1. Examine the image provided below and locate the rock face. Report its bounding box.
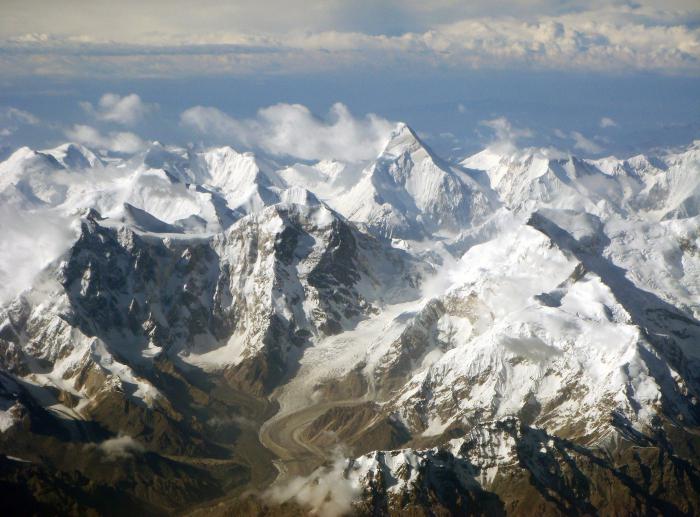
[1,134,700,515]
[1,201,425,400]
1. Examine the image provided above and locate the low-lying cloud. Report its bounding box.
[266,453,361,517]
[181,102,394,162]
[96,435,145,459]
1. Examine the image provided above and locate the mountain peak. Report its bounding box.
[44,142,103,169]
[381,122,425,158]
[0,146,63,174]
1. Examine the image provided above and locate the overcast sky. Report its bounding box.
[1,0,699,159]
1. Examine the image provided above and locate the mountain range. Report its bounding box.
[1,124,699,516]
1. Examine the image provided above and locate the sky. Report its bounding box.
[1,0,699,160]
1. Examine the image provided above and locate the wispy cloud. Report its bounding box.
[0,107,40,139]
[2,1,698,41]
[570,131,603,154]
[480,117,533,153]
[0,107,39,126]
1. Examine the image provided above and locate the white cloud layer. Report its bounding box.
[80,93,155,126]
[181,102,394,162]
[2,0,698,41]
[1,3,698,77]
[64,124,145,153]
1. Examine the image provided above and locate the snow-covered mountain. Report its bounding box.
[1,128,699,515]
[326,123,498,239]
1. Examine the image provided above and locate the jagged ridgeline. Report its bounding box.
[1,128,700,515]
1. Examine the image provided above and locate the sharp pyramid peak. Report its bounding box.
[381,122,437,161]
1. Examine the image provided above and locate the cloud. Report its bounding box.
[570,131,603,153]
[1,4,698,77]
[181,102,394,162]
[2,1,698,43]
[180,105,242,137]
[555,128,606,155]
[0,107,39,126]
[0,205,77,304]
[96,435,145,459]
[600,116,618,128]
[0,107,40,138]
[266,452,360,517]
[64,124,145,153]
[80,93,155,126]
[480,117,533,153]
